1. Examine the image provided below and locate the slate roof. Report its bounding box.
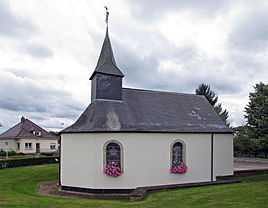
[62,88,233,133]
[89,27,124,80]
[0,117,58,139]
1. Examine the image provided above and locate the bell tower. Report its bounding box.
[90,7,124,102]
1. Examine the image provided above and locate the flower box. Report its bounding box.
[170,161,187,174]
[104,162,121,177]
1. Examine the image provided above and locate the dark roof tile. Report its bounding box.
[62,88,233,133]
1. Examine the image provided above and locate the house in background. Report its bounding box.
[59,25,234,194]
[0,117,58,154]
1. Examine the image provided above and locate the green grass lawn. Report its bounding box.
[0,164,268,208]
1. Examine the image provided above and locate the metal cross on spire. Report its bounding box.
[104,6,109,26]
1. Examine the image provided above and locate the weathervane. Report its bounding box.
[104,6,109,26]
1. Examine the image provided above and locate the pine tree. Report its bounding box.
[245,82,268,139]
[195,83,230,127]
[195,83,218,106]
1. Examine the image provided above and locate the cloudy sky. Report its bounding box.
[0,0,268,133]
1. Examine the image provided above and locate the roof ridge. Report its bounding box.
[24,119,45,131]
[122,87,201,96]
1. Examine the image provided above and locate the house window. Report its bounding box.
[25,143,32,150]
[17,143,20,150]
[171,140,186,163]
[33,131,41,136]
[50,143,56,149]
[103,140,123,172]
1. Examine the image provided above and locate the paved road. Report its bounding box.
[234,157,268,171]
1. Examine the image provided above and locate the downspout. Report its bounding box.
[59,134,61,186]
[211,133,214,182]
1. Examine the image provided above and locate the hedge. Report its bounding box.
[0,156,59,169]
[0,150,16,157]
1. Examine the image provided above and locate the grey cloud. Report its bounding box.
[29,115,47,121]
[127,0,235,22]
[6,69,68,83]
[5,69,36,79]
[21,43,54,59]
[229,9,268,52]
[0,0,36,38]
[0,73,85,121]
[113,34,241,95]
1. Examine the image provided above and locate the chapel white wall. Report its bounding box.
[60,132,234,189]
[213,134,233,177]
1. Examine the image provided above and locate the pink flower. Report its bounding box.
[170,161,187,174]
[104,162,122,177]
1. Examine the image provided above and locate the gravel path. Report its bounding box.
[234,157,268,171]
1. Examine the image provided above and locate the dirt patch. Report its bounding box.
[37,181,130,200]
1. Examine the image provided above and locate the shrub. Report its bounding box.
[41,152,53,156]
[0,150,16,157]
[0,156,59,169]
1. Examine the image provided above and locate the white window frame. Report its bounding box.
[25,143,33,150]
[33,131,41,136]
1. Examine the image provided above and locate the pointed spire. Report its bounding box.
[89,8,124,80]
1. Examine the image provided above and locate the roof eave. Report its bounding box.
[89,70,125,80]
[60,130,234,134]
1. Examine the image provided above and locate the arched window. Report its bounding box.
[172,142,183,162]
[171,140,186,163]
[106,142,121,166]
[103,140,124,172]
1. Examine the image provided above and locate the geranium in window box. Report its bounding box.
[170,161,187,174]
[104,162,122,177]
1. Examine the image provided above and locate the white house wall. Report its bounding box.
[213,134,234,177]
[0,138,17,151]
[61,133,233,189]
[38,139,58,152]
[0,138,58,154]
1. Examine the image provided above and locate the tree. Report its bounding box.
[245,82,268,140]
[195,83,230,127]
[233,125,258,153]
[195,83,218,106]
[214,103,230,127]
[49,131,59,137]
[243,82,268,158]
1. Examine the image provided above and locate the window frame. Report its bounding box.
[103,140,124,173]
[33,131,41,136]
[50,143,56,149]
[170,139,186,166]
[25,142,33,150]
